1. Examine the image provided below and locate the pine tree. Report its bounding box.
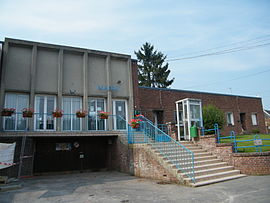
[134,42,174,88]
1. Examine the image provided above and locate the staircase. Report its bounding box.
[151,141,246,187]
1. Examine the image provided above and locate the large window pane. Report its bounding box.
[35,95,56,130]
[4,94,28,131]
[63,97,81,131]
[114,100,126,130]
[88,98,105,130]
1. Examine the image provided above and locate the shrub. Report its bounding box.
[202,104,225,130]
[251,129,260,134]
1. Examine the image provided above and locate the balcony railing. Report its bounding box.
[1,112,127,132]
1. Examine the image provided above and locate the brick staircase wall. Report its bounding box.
[130,144,180,183]
[196,134,270,175]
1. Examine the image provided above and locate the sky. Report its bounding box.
[0,0,270,109]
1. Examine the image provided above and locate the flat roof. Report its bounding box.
[139,86,261,100]
[4,37,131,59]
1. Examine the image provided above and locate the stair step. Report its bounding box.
[191,174,247,187]
[165,154,216,161]
[180,166,235,177]
[194,162,228,170]
[156,151,212,158]
[186,170,241,182]
[168,158,221,166]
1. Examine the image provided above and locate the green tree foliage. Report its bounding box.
[134,42,174,88]
[202,105,225,130]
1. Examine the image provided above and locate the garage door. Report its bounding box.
[33,137,112,173]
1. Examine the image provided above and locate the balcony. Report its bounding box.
[0,113,127,137]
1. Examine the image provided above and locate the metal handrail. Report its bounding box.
[132,116,195,183]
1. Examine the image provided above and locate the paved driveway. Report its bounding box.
[0,172,270,203]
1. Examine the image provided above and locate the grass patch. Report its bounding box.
[220,134,270,153]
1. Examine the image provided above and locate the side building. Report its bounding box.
[0,38,134,177]
[132,71,266,136]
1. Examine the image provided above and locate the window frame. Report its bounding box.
[62,96,82,131]
[3,93,29,131]
[251,113,258,126]
[226,112,234,126]
[112,99,128,130]
[88,97,107,131]
[34,95,57,131]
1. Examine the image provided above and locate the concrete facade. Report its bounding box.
[0,38,134,131]
[0,38,134,177]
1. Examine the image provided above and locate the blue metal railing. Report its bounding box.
[2,112,128,132]
[201,123,220,143]
[157,124,168,134]
[233,134,270,153]
[129,116,195,183]
[218,130,236,144]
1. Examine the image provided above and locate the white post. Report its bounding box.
[187,99,191,141]
[176,102,180,141]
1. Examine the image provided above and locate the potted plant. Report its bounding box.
[130,118,141,129]
[135,114,144,118]
[52,109,63,118]
[1,108,16,116]
[98,111,109,119]
[76,110,87,118]
[22,108,34,118]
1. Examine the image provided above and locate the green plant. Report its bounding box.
[251,129,260,134]
[76,110,87,118]
[22,108,34,118]
[1,108,16,116]
[98,111,109,119]
[202,104,225,130]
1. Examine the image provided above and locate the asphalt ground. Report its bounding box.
[0,171,269,203]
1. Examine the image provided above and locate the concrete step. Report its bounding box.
[190,174,247,187]
[164,154,216,161]
[180,166,235,177]
[156,150,212,158]
[185,170,241,183]
[193,162,228,170]
[154,144,202,151]
[168,158,221,166]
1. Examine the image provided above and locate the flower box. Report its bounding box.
[76,110,87,118]
[52,110,63,118]
[130,118,141,129]
[22,108,34,118]
[1,108,16,116]
[98,111,109,119]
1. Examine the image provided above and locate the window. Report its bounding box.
[3,93,29,130]
[226,112,234,126]
[251,113,258,125]
[35,95,56,130]
[62,97,82,131]
[88,98,106,130]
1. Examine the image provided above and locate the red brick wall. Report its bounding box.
[137,87,266,135]
[231,152,270,175]
[132,144,178,183]
[196,135,270,175]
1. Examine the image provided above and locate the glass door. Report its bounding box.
[62,97,81,131]
[113,100,127,130]
[35,95,56,130]
[88,98,106,130]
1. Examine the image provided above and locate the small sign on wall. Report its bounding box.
[56,143,72,151]
[254,139,262,146]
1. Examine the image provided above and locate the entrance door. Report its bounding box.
[240,113,246,132]
[113,100,127,130]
